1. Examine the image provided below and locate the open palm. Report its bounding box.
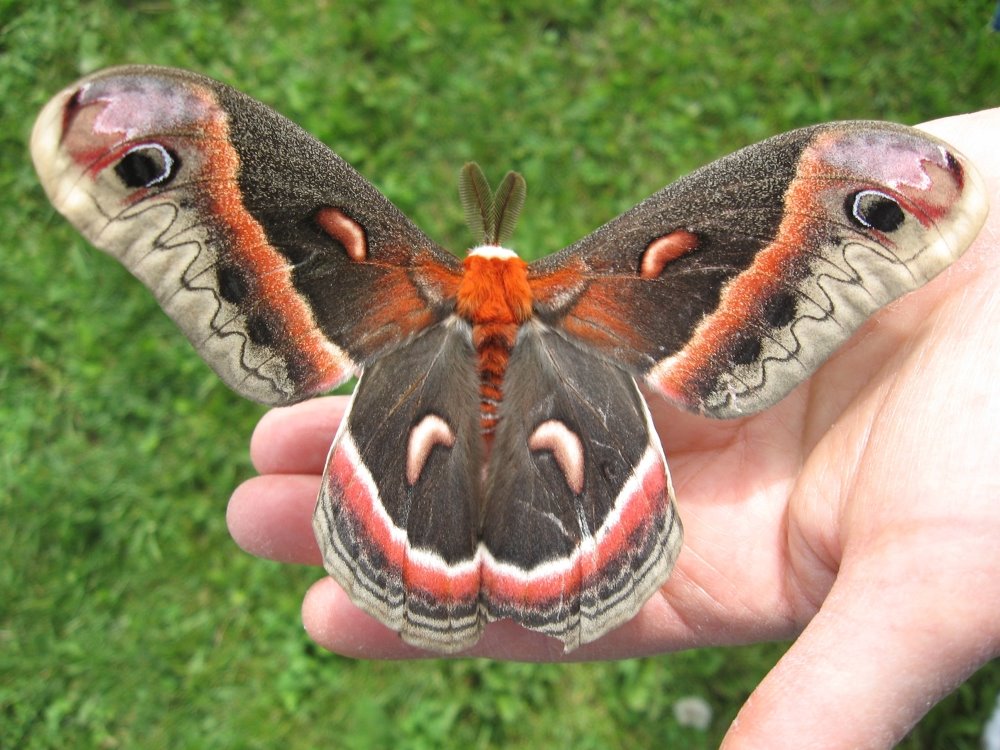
[229,109,999,748]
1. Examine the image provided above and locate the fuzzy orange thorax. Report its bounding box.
[456,252,533,325]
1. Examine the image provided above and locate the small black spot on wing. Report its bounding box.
[246,313,278,347]
[729,333,761,365]
[216,264,250,304]
[762,291,797,328]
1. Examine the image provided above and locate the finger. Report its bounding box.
[721,546,999,749]
[918,107,1000,164]
[249,396,349,475]
[301,578,439,658]
[227,473,322,565]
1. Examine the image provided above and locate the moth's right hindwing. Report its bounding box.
[481,322,680,650]
[30,66,461,406]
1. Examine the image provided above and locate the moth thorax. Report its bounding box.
[457,246,532,325]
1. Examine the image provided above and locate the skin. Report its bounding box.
[227,108,1000,748]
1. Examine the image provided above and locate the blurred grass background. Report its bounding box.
[2,1,998,747]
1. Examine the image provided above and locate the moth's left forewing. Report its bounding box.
[533,122,988,418]
[31,66,461,406]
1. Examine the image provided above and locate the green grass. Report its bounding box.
[2,1,998,747]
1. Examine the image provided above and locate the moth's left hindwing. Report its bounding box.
[31,66,462,405]
[314,318,486,651]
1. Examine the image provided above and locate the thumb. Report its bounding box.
[721,543,996,749]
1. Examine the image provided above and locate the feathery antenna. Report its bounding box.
[458,162,525,246]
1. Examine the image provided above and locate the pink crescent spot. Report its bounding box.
[528,419,585,495]
[406,414,456,486]
[640,229,699,279]
[316,206,368,262]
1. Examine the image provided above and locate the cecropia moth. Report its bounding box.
[31,66,988,652]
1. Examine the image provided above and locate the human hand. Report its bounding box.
[228,108,999,748]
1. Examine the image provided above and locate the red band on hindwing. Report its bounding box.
[482,447,668,605]
[325,434,672,634]
[326,438,481,603]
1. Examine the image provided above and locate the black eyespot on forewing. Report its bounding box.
[846,190,905,232]
[114,144,180,189]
